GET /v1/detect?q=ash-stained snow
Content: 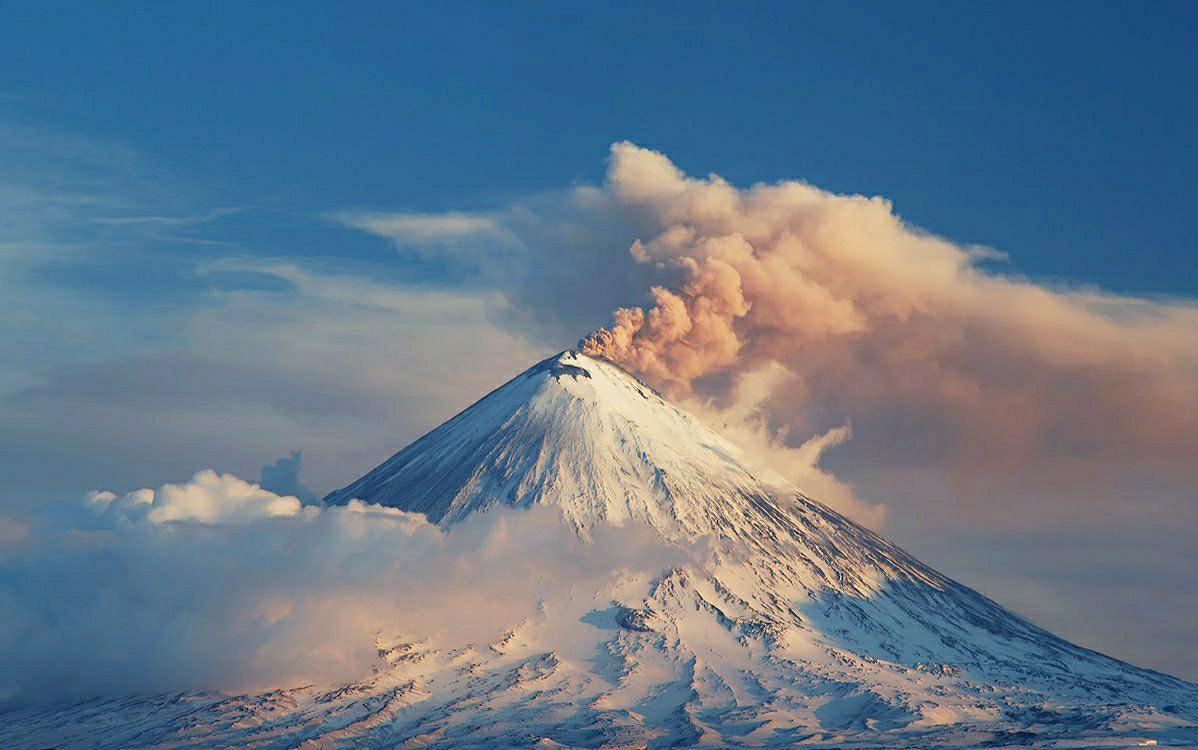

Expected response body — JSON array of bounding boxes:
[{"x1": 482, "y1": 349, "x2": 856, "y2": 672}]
[{"x1": 4, "y1": 351, "x2": 1196, "y2": 748}]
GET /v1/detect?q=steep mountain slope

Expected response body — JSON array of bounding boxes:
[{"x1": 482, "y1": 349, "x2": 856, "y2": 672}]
[
  {"x1": 323, "y1": 351, "x2": 780, "y2": 533},
  {"x1": 3, "y1": 351, "x2": 1196, "y2": 749}
]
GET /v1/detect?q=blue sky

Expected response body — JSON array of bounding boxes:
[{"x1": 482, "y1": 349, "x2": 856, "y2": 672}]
[
  {"x1": 2, "y1": 2, "x2": 1197, "y2": 680},
  {"x1": 6, "y1": 1, "x2": 1197, "y2": 293}
]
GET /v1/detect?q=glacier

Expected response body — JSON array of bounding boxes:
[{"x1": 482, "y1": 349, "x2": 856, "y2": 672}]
[{"x1": 2, "y1": 351, "x2": 1195, "y2": 748}]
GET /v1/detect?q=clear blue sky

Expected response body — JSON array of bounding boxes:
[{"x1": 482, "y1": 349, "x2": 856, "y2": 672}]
[{"x1": 4, "y1": 0, "x2": 1196, "y2": 294}]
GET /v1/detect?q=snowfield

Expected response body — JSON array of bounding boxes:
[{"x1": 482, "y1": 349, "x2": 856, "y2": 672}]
[{"x1": 3, "y1": 351, "x2": 1196, "y2": 748}]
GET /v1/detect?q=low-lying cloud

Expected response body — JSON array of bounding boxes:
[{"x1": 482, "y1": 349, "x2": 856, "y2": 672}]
[{"x1": 0, "y1": 471, "x2": 685, "y2": 705}]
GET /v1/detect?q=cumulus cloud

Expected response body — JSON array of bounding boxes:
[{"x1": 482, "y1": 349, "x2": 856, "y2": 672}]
[
  {"x1": 581, "y1": 142, "x2": 1198, "y2": 475},
  {"x1": 0, "y1": 470, "x2": 686, "y2": 706},
  {"x1": 109, "y1": 470, "x2": 306, "y2": 524}
]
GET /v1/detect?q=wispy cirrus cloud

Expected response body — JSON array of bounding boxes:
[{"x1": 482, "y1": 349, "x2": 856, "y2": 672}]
[
  {"x1": 329, "y1": 209, "x2": 515, "y2": 257},
  {"x1": 333, "y1": 209, "x2": 500, "y2": 242},
  {"x1": 91, "y1": 205, "x2": 248, "y2": 227},
  {"x1": 1, "y1": 258, "x2": 541, "y2": 507},
  {"x1": 0, "y1": 123, "x2": 543, "y2": 511}
]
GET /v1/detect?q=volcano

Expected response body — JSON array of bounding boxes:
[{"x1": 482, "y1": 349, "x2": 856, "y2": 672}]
[{"x1": 5, "y1": 351, "x2": 1196, "y2": 748}]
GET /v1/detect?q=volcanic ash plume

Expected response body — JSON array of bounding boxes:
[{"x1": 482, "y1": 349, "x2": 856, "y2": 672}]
[{"x1": 581, "y1": 142, "x2": 1198, "y2": 469}]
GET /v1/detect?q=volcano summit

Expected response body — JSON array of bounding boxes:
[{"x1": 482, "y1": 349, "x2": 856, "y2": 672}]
[{"x1": 4, "y1": 351, "x2": 1196, "y2": 748}]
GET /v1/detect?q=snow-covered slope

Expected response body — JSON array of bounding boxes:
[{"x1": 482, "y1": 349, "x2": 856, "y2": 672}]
[
  {"x1": 322, "y1": 351, "x2": 782, "y2": 533},
  {"x1": 4, "y1": 351, "x2": 1196, "y2": 749}
]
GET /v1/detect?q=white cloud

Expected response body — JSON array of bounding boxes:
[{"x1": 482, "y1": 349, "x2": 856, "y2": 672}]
[
  {"x1": 0, "y1": 470, "x2": 686, "y2": 705},
  {"x1": 145, "y1": 470, "x2": 306, "y2": 524},
  {"x1": 336, "y1": 210, "x2": 495, "y2": 240},
  {"x1": 332, "y1": 209, "x2": 510, "y2": 248}
]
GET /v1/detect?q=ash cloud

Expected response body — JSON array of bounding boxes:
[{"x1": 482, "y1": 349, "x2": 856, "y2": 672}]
[
  {"x1": 680, "y1": 362, "x2": 885, "y2": 528},
  {"x1": 332, "y1": 142, "x2": 1198, "y2": 528},
  {"x1": 581, "y1": 142, "x2": 1198, "y2": 476}
]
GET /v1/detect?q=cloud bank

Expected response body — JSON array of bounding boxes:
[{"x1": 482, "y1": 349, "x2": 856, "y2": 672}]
[{"x1": 0, "y1": 471, "x2": 685, "y2": 705}]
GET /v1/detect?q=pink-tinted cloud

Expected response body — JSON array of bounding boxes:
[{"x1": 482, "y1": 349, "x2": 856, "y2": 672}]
[{"x1": 582, "y1": 142, "x2": 1198, "y2": 473}]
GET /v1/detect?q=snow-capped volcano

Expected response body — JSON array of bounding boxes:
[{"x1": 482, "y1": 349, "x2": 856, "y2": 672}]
[
  {"x1": 5, "y1": 351, "x2": 1196, "y2": 749},
  {"x1": 323, "y1": 350, "x2": 767, "y2": 531},
  {"x1": 324, "y1": 351, "x2": 979, "y2": 601}
]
